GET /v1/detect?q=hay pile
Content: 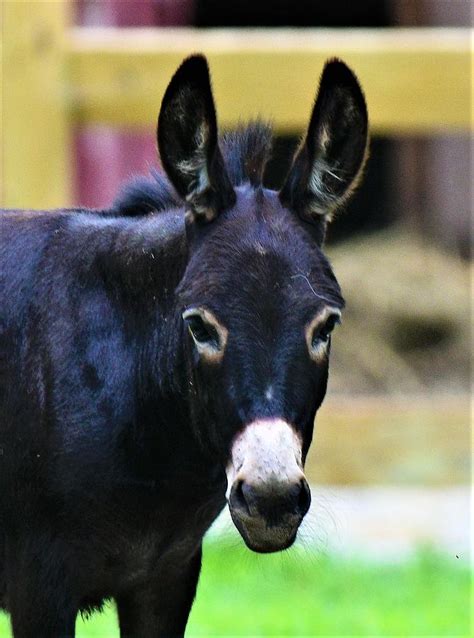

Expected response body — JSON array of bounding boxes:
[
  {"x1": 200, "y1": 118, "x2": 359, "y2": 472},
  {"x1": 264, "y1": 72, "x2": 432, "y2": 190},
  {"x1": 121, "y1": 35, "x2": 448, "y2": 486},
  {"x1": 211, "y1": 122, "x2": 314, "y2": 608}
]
[{"x1": 325, "y1": 230, "x2": 471, "y2": 395}]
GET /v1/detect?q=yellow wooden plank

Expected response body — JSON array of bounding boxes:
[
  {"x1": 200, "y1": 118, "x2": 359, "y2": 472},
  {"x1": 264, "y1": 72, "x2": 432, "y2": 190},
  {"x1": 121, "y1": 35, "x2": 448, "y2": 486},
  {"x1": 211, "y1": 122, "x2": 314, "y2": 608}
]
[
  {"x1": 307, "y1": 395, "x2": 470, "y2": 486},
  {"x1": 67, "y1": 27, "x2": 473, "y2": 134},
  {"x1": 1, "y1": 0, "x2": 71, "y2": 209}
]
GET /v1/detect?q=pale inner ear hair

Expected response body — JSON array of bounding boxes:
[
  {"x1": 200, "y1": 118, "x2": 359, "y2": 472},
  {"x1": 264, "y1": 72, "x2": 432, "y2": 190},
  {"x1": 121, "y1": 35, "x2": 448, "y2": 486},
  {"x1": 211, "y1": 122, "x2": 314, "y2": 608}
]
[
  {"x1": 176, "y1": 122, "x2": 215, "y2": 221},
  {"x1": 305, "y1": 306, "x2": 342, "y2": 362},
  {"x1": 308, "y1": 138, "x2": 370, "y2": 222},
  {"x1": 176, "y1": 122, "x2": 210, "y2": 186},
  {"x1": 182, "y1": 306, "x2": 229, "y2": 363},
  {"x1": 308, "y1": 158, "x2": 346, "y2": 218}
]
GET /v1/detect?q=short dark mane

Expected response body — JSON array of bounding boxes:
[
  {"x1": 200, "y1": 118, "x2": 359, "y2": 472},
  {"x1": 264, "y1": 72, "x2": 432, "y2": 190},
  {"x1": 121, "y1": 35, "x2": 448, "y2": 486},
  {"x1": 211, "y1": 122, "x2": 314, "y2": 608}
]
[
  {"x1": 112, "y1": 121, "x2": 273, "y2": 217},
  {"x1": 112, "y1": 168, "x2": 180, "y2": 217}
]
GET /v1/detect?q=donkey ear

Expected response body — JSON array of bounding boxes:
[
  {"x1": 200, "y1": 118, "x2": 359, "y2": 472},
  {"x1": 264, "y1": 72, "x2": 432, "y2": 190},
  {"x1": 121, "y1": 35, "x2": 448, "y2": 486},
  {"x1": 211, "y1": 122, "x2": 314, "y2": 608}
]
[
  {"x1": 158, "y1": 55, "x2": 235, "y2": 223},
  {"x1": 280, "y1": 59, "x2": 368, "y2": 243}
]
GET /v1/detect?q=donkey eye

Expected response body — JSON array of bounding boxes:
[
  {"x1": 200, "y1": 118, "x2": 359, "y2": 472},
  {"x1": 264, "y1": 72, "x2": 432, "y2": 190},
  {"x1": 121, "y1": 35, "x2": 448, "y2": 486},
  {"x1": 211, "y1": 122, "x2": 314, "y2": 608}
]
[
  {"x1": 186, "y1": 315, "x2": 220, "y2": 349},
  {"x1": 182, "y1": 308, "x2": 228, "y2": 360},
  {"x1": 311, "y1": 314, "x2": 340, "y2": 347},
  {"x1": 307, "y1": 311, "x2": 341, "y2": 361}
]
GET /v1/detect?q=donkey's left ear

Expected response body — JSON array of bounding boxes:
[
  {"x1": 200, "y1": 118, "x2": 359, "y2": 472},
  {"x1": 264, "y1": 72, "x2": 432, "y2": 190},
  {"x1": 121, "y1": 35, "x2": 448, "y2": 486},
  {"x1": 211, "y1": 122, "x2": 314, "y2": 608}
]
[
  {"x1": 280, "y1": 59, "x2": 369, "y2": 244},
  {"x1": 158, "y1": 55, "x2": 235, "y2": 223}
]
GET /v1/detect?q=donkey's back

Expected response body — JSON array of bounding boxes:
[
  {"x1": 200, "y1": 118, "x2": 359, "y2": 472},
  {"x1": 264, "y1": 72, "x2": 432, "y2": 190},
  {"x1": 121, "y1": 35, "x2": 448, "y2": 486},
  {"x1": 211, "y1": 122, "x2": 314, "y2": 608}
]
[{"x1": 0, "y1": 210, "x2": 67, "y2": 322}]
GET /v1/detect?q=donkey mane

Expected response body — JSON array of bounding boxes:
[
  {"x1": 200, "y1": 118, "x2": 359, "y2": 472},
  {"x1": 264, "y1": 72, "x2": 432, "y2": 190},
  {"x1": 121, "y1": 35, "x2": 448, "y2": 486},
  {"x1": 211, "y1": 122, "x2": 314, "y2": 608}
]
[
  {"x1": 112, "y1": 121, "x2": 273, "y2": 217},
  {"x1": 220, "y1": 120, "x2": 273, "y2": 187}
]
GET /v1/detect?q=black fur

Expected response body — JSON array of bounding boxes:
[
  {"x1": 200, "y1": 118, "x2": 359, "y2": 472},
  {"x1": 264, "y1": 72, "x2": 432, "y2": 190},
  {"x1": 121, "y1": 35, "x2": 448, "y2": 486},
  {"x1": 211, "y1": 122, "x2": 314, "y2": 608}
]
[{"x1": 0, "y1": 55, "x2": 368, "y2": 636}]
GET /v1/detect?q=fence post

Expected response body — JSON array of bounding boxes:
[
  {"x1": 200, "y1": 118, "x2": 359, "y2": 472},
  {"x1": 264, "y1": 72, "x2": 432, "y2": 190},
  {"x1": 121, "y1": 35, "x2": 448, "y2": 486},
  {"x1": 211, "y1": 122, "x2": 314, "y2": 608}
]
[{"x1": 1, "y1": 0, "x2": 71, "y2": 209}]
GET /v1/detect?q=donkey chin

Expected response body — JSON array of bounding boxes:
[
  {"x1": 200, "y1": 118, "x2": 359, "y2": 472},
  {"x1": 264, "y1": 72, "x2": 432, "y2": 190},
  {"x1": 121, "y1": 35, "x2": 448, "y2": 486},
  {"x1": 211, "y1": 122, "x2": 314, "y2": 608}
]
[{"x1": 227, "y1": 419, "x2": 311, "y2": 553}]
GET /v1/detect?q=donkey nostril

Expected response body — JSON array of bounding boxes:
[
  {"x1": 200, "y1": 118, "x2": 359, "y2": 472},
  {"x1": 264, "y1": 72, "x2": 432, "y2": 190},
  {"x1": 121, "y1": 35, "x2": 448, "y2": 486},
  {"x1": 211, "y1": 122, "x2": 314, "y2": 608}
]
[
  {"x1": 232, "y1": 479, "x2": 310, "y2": 519},
  {"x1": 297, "y1": 479, "x2": 311, "y2": 517},
  {"x1": 234, "y1": 480, "x2": 245, "y2": 504},
  {"x1": 231, "y1": 480, "x2": 252, "y2": 516}
]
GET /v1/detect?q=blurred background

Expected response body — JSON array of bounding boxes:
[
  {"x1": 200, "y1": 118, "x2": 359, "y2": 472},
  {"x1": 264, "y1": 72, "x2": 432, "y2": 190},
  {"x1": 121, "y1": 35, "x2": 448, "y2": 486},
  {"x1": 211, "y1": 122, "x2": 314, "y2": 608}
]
[{"x1": 1, "y1": 1, "x2": 471, "y2": 636}]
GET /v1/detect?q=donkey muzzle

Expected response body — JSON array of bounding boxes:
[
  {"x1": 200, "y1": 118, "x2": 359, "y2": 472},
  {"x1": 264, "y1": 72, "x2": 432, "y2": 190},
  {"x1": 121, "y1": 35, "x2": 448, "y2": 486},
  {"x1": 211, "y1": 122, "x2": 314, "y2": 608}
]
[{"x1": 227, "y1": 419, "x2": 311, "y2": 553}]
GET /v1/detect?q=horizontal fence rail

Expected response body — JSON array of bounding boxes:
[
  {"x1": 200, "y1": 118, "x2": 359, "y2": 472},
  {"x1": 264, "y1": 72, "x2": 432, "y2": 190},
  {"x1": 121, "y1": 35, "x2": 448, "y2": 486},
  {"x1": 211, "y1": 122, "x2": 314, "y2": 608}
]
[
  {"x1": 1, "y1": 0, "x2": 472, "y2": 209},
  {"x1": 69, "y1": 27, "x2": 473, "y2": 134}
]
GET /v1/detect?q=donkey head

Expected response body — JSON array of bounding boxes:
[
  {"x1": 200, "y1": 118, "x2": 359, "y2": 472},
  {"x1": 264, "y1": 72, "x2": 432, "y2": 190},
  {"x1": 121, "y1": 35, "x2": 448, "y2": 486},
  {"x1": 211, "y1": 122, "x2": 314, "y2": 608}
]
[{"x1": 158, "y1": 55, "x2": 368, "y2": 553}]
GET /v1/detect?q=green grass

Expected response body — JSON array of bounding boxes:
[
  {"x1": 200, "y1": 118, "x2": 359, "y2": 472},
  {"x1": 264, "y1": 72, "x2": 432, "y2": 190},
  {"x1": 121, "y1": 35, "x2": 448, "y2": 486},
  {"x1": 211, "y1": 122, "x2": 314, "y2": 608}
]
[{"x1": 0, "y1": 543, "x2": 470, "y2": 637}]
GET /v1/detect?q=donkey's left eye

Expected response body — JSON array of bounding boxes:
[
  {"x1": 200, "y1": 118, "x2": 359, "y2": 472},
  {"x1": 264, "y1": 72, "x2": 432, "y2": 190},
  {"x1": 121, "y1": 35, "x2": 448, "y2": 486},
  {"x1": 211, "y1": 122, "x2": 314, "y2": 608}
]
[
  {"x1": 311, "y1": 314, "x2": 340, "y2": 348},
  {"x1": 186, "y1": 315, "x2": 220, "y2": 349}
]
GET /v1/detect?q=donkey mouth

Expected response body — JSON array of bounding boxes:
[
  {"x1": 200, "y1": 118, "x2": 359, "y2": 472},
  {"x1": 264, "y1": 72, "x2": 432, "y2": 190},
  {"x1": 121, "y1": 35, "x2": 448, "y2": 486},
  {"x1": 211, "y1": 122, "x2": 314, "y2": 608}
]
[
  {"x1": 229, "y1": 507, "x2": 300, "y2": 553},
  {"x1": 228, "y1": 478, "x2": 310, "y2": 553}
]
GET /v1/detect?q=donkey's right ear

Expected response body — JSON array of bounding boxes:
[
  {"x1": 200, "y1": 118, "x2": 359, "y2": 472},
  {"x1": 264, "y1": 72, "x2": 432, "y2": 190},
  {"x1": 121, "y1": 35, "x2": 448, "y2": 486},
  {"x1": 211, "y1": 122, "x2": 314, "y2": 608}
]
[{"x1": 158, "y1": 55, "x2": 235, "y2": 223}]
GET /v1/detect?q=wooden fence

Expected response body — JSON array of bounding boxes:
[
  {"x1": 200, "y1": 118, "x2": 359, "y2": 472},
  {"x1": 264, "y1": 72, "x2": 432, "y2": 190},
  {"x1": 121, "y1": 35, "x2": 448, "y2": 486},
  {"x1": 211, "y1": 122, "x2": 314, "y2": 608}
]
[{"x1": 1, "y1": 2, "x2": 472, "y2": 209}]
